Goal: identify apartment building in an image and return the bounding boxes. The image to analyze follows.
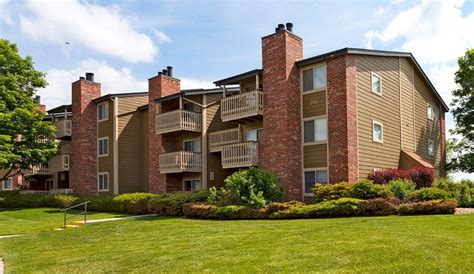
[9,23,447,200]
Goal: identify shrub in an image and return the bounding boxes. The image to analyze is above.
[211,205,268,220]
[444,179,474,208]
[398,200,457,215]
[269,198,365,219]
[182,203,216,218]
[54,194,79,208]
[147,190,209,216]
[222,167,283,208]
[350,180,392,199]
[207,187,240,206]
[360,198,397,216]
[312,182,351,203]
[0,190,20,197]
[78,196,120,212]
[0,193,56,208]
[266,201,305,214]
[407,188,449,202]
[433,177,449,190]
[113,193,158,214]
[388,179,416,201]
[368,167,434,188]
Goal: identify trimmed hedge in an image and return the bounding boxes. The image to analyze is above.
[147,190,209,216]
[313,182,351,203]
[398,200,457,215]
[113,193,157,214]
[407,188,449,202]
[388,179,416,201]
[350,180,392,200]
[368,167,434,188]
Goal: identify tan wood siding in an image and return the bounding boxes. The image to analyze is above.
[400,58,416,151]
[240,77,258,92]
[303,144,327,168]
[117,96,148,115]
[302,91,326,118]
[414,70,442,171]
[117,110,145,193]
[142,109,149,191]
[98,100,114,196]
[206,93,234,133]
[356,55,401,180]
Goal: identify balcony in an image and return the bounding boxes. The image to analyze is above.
[209,128,241,152]
[221,90,263,122]
[54,119,72,138]
[159,151,202,174]
[221,141,258,169]
[23,163,52,176]
[155,109,202,134]
[49,155,70,172]
[20,188,73,195]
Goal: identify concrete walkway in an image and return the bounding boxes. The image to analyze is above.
[0,257,3,274]
[72,214,158,225]
[0,235,21,239]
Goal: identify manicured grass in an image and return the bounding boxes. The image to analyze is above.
[0,212,473,273]
[0,208,127,235]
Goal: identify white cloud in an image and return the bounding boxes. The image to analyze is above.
[153,29,172,44]
[427,64,458,104]
[39,59,147,108]
[365,0,474,65]
[373,8,385,16]
[390,0,405,5]
[0,0,14,25]
[180,78,214,90]
[18,0,157,63]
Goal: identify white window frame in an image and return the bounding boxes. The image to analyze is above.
[183,138,201,153]
[372,120,384,143]
[302,63,327,94]
[371,72,383,96]
[428,140,435,156]
[97,172,109,192]
[427,103,433,120]
[303,168,328,196]
[2,178,13,190]
[183,178,201,192]
[245,128,263,142]
[303,115,328,145]
[97,102,108,122]
[98,137,109,157]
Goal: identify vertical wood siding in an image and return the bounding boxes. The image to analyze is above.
[97,100,114,196]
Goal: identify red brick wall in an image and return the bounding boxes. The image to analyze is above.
[260,31,303,200]
[70,79,101,195]
[327,54,359,183]
[148,75,180,193]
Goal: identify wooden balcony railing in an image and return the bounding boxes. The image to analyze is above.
[49,155,70,172]
[221,90,263,122]
[208,127,241,152]
[155,109,202,134]
[221,141,258,169]
[55,119,72,138]
[23,163,52,176]
[159,151,202,174]
[20,189,73,195]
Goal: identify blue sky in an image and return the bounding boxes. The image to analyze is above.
[0,0,473,179]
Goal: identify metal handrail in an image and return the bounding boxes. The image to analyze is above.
[61,201,90,229]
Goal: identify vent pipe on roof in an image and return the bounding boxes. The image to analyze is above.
[158,72,163,76]
[167,66,173,77]
[277,23,285,32]
[85,72,94,82]
[79,76,85,80]
[286,22,293,32]
[162,69,168,76]
[35,95,41,104]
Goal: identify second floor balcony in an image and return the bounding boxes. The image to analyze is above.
[23,163,52,176]
[159,151,202,174]
[208,127,241,152]
[221,141,258,169]
[221,90,263,122]
[54,119,72,138]
[49,155,70,172]
[155,109,202,134]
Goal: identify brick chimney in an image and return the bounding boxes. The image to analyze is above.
[148,67,180,194]
[70,73,101,195]
[35,95,46,112]
[259,23,303,200]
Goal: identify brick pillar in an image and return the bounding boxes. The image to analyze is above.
[70,78,101,195]
[259,30,303,200]
[327,55,359,183]
[148,74,180,194]
[439,110,446,177]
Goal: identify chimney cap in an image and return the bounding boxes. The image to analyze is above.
[85,72,94,82]
[286,22,293,32]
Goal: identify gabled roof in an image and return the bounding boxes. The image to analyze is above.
[296,47,449,111]
[213,69,262,86]
[92,92,149,104]
[154,87,239,103]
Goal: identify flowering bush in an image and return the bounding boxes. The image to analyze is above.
[368,167,434,188]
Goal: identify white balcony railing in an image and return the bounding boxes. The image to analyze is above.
[155,109,202,134]
[222,141,258,169]
[221,90,263,122]
[159,151,202,174]
[23,163,52,176]
[55,119,72,138]
[49,155,70,172]
[209,127,241,152]
[20,189,73,195]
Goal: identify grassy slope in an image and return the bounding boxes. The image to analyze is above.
[0,208,127,235]
[0,211,472,273]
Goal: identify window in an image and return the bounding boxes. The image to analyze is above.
[97,103,108,122]
[304,170,328,195]
[371,72,382,95]
[184,179,201,191]
[246,128,262,142]
[303,64,326,92]
[98,137,109,157]
[372,121,383,143]
[98,173,109,192]
[427,103,433,120]
[428,140,435,156]
[304,117,327,143]
[184,139,200,153]
[2,178,13,190]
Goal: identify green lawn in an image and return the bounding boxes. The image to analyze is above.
[0,208,127,235]
[0,209,473,273]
